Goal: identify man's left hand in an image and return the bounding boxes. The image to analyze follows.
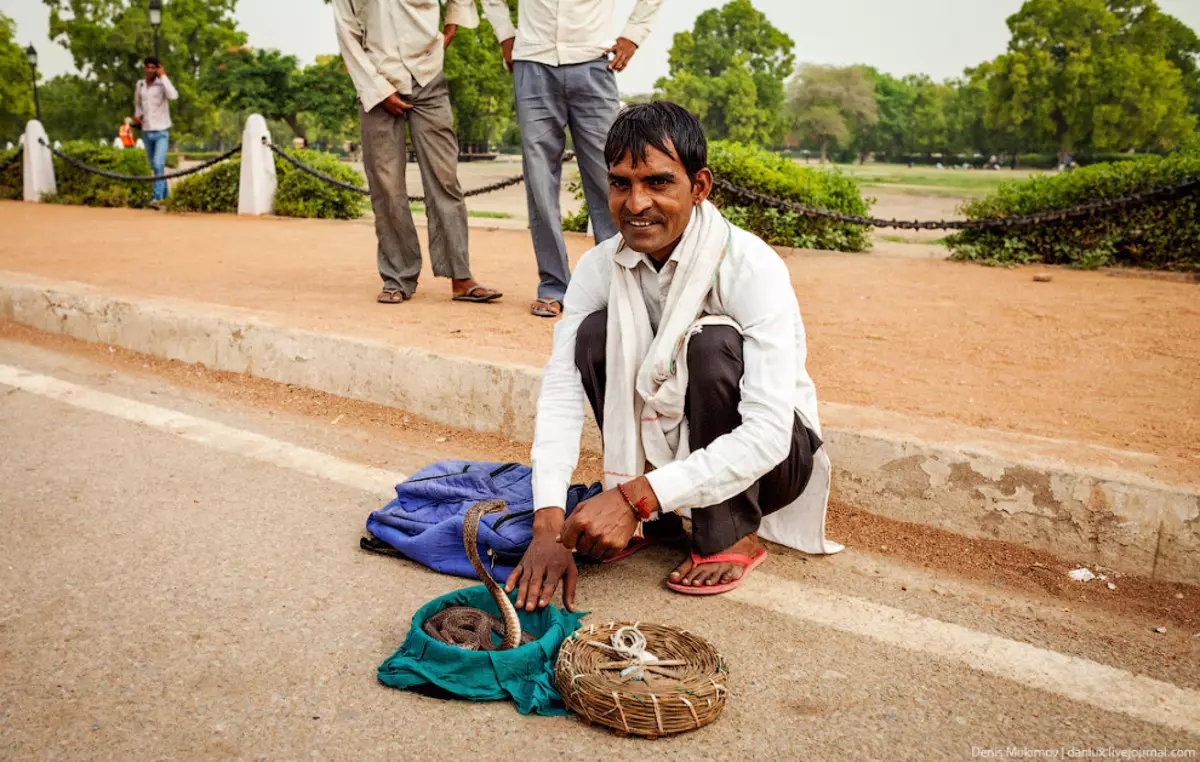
[558,487,640,560]
[443,24,458,50]
[604,37,639,72]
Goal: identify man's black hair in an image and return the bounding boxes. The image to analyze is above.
[144,56,160,66]
[604,101,707,183]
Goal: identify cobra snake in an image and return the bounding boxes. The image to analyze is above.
[422,500,534,651]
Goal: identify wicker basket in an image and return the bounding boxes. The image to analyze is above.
[555,621,728,738]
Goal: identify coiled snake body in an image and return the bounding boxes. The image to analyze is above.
[422,500,534,651]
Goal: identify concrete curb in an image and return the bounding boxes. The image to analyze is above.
[2,272,1196,585]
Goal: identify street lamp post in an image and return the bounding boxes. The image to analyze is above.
[148,0,163,58]
[26,45,41,122]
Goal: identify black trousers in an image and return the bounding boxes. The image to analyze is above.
[576,310,822,556]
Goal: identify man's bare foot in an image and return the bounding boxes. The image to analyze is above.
[451,278,502,303]
[670,534,761,587]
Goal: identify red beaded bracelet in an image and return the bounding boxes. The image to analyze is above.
[617,480,655,521]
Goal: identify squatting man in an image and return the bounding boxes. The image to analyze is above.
[507,102,838,611]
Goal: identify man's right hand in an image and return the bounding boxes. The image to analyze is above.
[505,507,578,612]
[132,117,143,128]
[500,37,515,73]
[381,93,413,116]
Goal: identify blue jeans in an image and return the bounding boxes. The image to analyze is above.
[514,58,620,302]
[142,130,170,201]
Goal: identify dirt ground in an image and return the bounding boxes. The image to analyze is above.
[2,202,1198,482]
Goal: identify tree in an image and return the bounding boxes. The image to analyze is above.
[982,0,1195,161]
[44,0,245,141]
[0,13,36,140]
[203,47,305,137]
[39,75,117,141]
[442,0,517,146]
[1107,0,1200,121]
[294,55,359,145]
[904,75,953,155]
[655,0,796,145]
[788,64,877,162]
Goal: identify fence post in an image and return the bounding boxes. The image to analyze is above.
[238,114,276,216]
[23,120,56,202]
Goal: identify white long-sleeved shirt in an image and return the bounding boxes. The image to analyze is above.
[331,0,479,112]
[133,75,178,132]
[479,0,662,67]
[530,223,825,516]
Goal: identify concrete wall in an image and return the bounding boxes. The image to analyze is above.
[2,272,1195,584]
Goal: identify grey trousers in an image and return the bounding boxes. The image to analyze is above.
[359,73,472,297]
[575,310,823,556]
[514,58,621,302]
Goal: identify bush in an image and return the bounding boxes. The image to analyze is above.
[167,157,242,213]
[561,178,590,233]
[49,141,153,208]
[0,148,19,201]
[168,148,368,219]
[708,141,873,252]
[274,148,368,220]
[947,150,1200,271]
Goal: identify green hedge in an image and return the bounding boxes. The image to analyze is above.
[708,141,872,252]
[169,148,368,220]
[0,148,19,201]
[947,150,1200,271]
[167,158,241,213]
[274,148,368,220]
[47,142,153,209]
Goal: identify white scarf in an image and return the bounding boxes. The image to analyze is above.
[602,200,735,492]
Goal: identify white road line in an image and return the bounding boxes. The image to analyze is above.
[733,577,1200,736]
[0,364,407,499]
[3,363,1198,736]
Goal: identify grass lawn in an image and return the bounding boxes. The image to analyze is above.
[803,162,1050,198]
[409,203,512,220]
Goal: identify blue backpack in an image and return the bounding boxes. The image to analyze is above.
[362,461,602,581]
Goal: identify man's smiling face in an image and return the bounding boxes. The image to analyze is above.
[607,139,710,261]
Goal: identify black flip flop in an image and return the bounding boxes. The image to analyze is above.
[453,285,503,303]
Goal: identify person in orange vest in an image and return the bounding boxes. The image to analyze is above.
[119,117,136,148]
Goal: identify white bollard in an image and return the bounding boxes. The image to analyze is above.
[112,137,124,149]
[238,114,277,216]
[23,121,56,202]
[53,140,62,149]
[135,138,145,150]
[5,142,12,151]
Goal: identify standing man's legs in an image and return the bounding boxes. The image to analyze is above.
[359,102,423,300]
[514,61,571,313]
[406,74,499,302]
[564,58,621,245]
[573,311,821,583]
[144,130,169,203]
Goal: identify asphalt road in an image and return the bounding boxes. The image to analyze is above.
[1,338,1197,761]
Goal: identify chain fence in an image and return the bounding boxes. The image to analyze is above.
[712,174,1200,231]
[39,138,242,183]
[0,149,20,174]
[263,137,574,204]
[28,133,1200,230]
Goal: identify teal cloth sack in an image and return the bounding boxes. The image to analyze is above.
[378,585,586,716]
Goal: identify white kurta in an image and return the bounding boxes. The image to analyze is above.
[530,206,841,556]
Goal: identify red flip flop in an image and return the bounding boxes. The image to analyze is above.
[665,546,768,595]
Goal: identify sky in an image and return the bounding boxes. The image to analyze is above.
[5,0,1200,93]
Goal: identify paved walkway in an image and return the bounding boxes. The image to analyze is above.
[3,201,1198,482]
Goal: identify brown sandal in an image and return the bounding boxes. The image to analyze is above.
[377,289,408,304]
[531,297,562,318]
